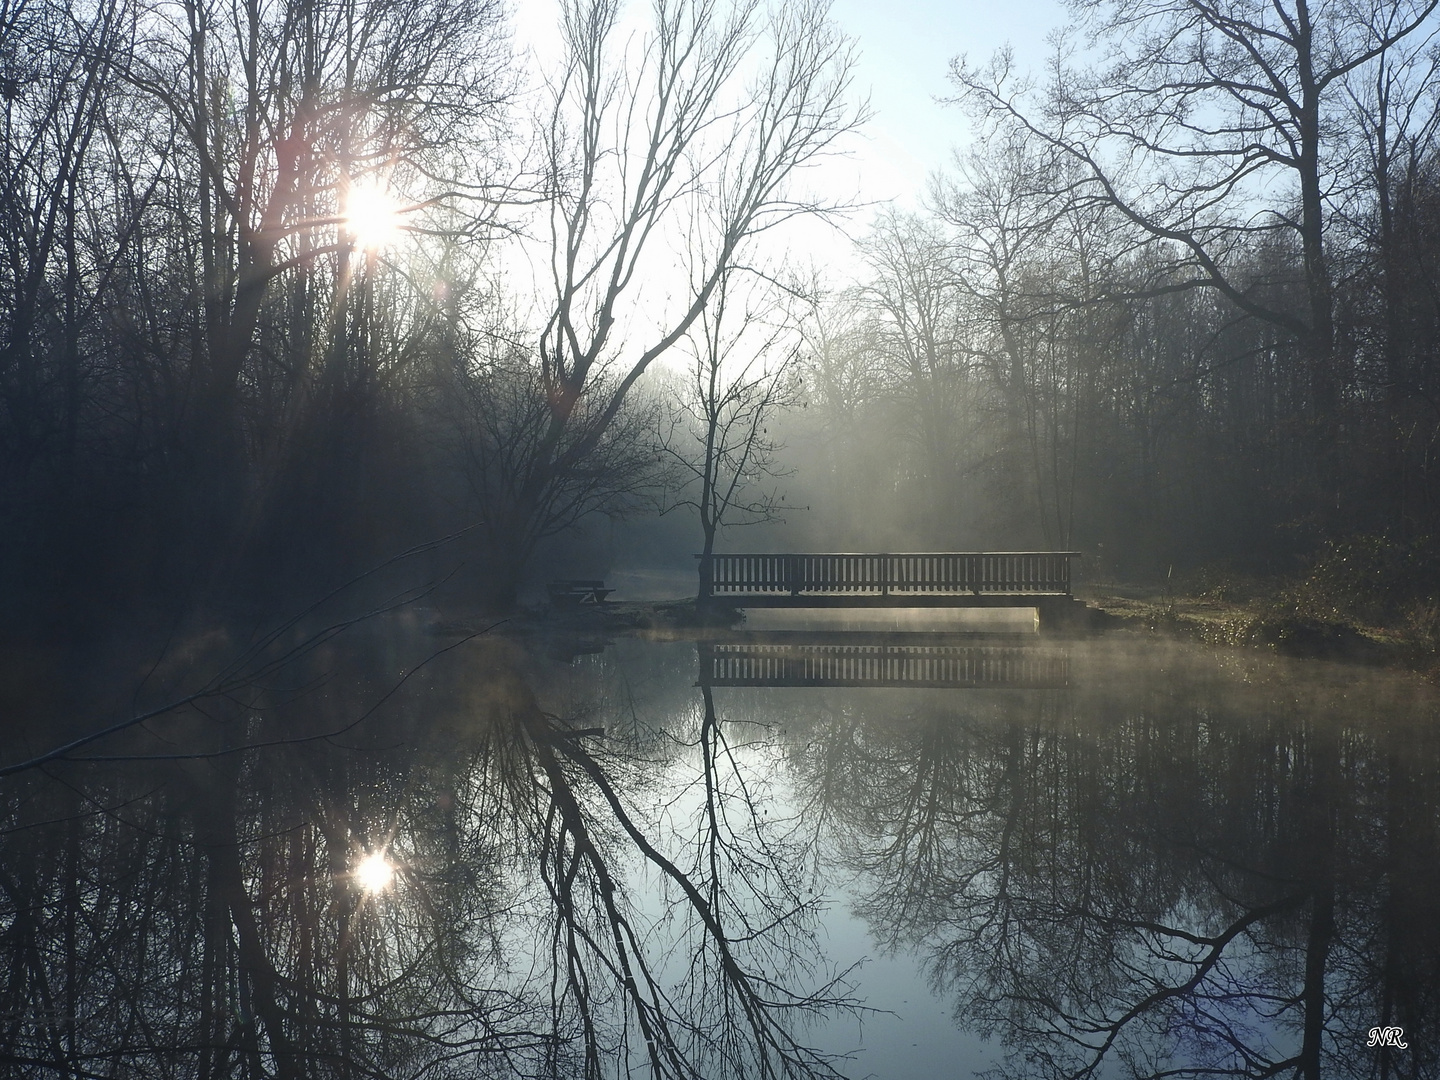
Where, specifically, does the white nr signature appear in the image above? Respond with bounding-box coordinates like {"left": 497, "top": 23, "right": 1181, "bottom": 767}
{"left": 1368, "top": 1027, "right": 1408, "bottom": 1049}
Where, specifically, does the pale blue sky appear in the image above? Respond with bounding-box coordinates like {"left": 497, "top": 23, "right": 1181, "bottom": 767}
{"left": 823, "top": 0, "right": 1067, "bottom": 206}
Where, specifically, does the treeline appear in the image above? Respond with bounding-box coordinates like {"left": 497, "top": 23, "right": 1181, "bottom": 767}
{"left": 6, "top": 0, "right": 1440, "bottom": 634}
{"left": 2, "top": 0, "right": 511, "bottom": 630}
{"left": 776, "top": 0, "right": 1440, "bottom": 583}
{"left": 0, "top": 0, "right": 860, "bottom": 634}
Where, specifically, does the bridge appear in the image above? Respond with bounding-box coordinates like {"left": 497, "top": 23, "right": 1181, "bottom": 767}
{"left": 696, "top": 551, "right": 1087, "bottom": 625}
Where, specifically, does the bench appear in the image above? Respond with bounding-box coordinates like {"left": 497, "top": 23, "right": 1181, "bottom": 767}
{"left": 547, "top": 579, "right": 613, "bottom": 606}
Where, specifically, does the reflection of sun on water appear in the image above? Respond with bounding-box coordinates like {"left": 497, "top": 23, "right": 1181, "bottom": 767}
{"left": 354, "top": 851, "right": 395, "bottom": 893}
{"left": 344, "top": 184, "right": 402, "bottom": 251}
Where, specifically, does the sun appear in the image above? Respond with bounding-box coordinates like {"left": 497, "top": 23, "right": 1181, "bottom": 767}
{"left": 354, "top": 851, "right": 395, "bottom": 893}
{"left": 343, "top": 183, "right": 403, "bottom": 251}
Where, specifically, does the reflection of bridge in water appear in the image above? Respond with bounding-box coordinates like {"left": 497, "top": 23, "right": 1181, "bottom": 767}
{"left": 698, "top": 639, "right": 1071, "bottom": 689}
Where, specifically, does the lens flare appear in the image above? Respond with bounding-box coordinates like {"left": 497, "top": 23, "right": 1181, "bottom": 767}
{"left": 343, "top": 184, "right": 402, "bottom": 251}
{"left": 354, "top": 851, "right": 395, "bottom": 893}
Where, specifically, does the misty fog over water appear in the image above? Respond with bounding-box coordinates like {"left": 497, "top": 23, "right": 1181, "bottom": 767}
{"left": 4, "top": 624, "right": 1437, "bottom": 1078}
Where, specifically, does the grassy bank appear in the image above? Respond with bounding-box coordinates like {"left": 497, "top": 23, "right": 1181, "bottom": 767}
{"left": 1082, "top": 535, "right": 1440, "bottom": 677}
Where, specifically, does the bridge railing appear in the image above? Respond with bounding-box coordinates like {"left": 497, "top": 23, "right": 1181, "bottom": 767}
{"left": 697, "top": 552, "right": 1079, "bottom": 598}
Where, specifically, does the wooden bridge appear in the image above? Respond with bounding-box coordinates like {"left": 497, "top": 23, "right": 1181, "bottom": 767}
{"left": 697, "top": 552, "right": 1081, "bottom": 607}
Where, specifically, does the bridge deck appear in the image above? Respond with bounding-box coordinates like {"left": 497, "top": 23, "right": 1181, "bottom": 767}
{"left": 697, "top": 552, "right": 1080, "bottom": 608}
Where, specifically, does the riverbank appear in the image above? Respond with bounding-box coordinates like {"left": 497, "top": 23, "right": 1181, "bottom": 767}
{"left": 1079, "top": 581, "right": 1439, "bottom": 679}
{"left": 430, "top": 549, "right": 1440, "bottom": 679}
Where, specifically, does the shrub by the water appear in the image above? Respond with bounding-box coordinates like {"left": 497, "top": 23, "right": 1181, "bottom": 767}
{"left": 1285, "top": 534, "right": 1440, "bottom": 639}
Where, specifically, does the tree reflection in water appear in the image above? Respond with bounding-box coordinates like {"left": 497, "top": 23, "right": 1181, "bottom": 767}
{"left": 7, "top": 631, "right": 1440, "bottom": 1080}
{"left": 785, "top": 642, "right": 1440, "bottom": 1080}
{"left": 0, "top": 624, "right": 855, "bottom": 1079}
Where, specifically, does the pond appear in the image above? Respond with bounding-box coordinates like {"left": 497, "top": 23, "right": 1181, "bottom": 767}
{"left": 2, "top": 617, "right": 1437, "bottom": 1079}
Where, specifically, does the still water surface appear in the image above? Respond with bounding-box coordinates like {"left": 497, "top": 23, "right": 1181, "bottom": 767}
{"left": 2, "top": 622, "right": 1437, "bottom": 1079}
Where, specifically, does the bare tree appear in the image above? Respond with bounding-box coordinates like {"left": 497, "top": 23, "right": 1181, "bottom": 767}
{"left": 658, "top": 270, "right": 802, "bottom": 600}
{"left": 951, "top": 0, "right": 1440, "bottom": 499}
{"left": 857, "top": 211, "right": 973, "bottom": 540}
{"left": 476, "top": 0, "right": 864, "bottom": 600}
{"left": 1338, "top": 20, "right": 1440, "bottom": 404}
{"left": 106, "top": 0, "right": 513, "bottom": 597}
{"left": 0, "top": 0, "right": 123, "bottom": 473}
{"left": 119, "top": 0, "right": 507, "bottom": 425}
{"left": 436, "top": 328, "right": 668, "bottom": 591}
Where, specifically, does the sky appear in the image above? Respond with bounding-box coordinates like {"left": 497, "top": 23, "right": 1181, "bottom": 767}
{"left": 755, "top": 0, "right": 1070, "bottom": 275}
{"left": 821, "top": 0, "right": 1066, "bottom": 209}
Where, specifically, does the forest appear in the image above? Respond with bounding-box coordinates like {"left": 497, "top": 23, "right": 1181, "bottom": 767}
{"left": 4, "top": 0, "right": 1440, "bottom": 633}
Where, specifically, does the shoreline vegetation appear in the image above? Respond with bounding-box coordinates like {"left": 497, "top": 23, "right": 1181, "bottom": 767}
{"left": 1085, "top": 534, "right": 1440, "bottom": 678}
{"left": 1081, "top": 586, "right": 1430, "bottom": 674}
